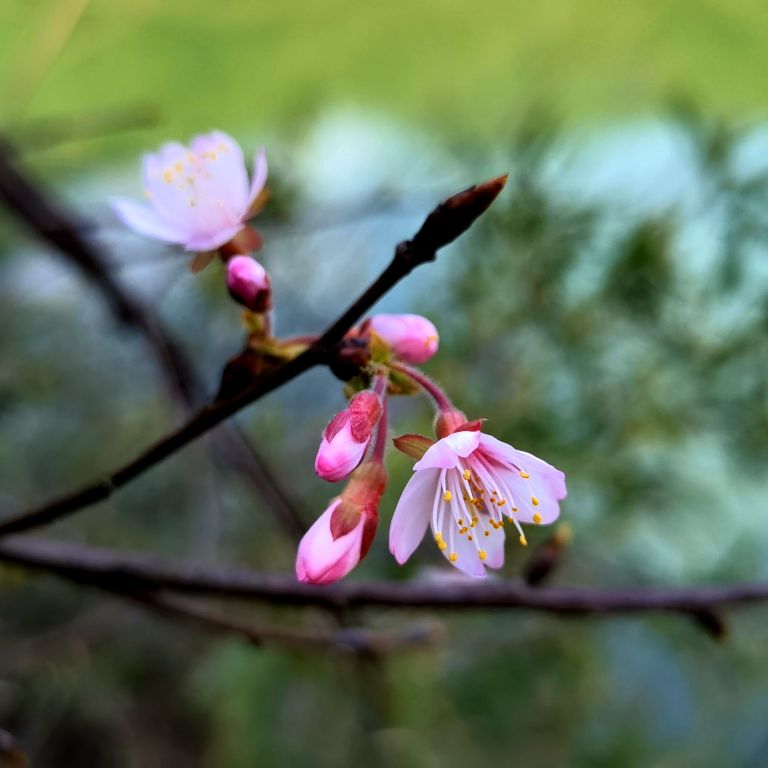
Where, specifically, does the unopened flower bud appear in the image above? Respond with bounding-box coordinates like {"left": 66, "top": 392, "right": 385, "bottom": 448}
{"left": 226, "top": 255, "right": 272, "bottom": 312}
{"left": 369, "top": 314, "right": 439, "bottom": 364}
{"left": 315, "top": 390, "right": 382, "bottom": 482}
{"left": 297, "top": 462, "right": 386, "bottom": 584}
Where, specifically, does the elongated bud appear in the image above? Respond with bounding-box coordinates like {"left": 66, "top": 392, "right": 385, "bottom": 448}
{"left": 297, "top": 462, "right": 387, "bottom": 585}
{"left": 368, "top": 314, "right": 439, "bottom": 364}
{"left": 315, "top": 390, "right": 382, "bottom": 482}
{"left": 226, "top": 255, "right": 272, "bottom": 312}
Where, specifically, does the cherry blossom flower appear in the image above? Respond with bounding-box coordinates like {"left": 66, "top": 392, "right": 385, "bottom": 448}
{"left": 389, "top": 425, "right": 566, "bottom": 577}
{"left": 112, "top": 131, "right": 267, "bottom": 252}
{"left": 315, "top": 390, "right": 383, "bottom": 482}
{"left": 226, "top": 255, "right": 271, "bottom": 312}
{"left": 368, "top": 313, "right": 439, "bottom": 364}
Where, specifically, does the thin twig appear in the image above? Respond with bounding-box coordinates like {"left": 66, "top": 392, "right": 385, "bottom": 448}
{"left": 114, "top": 589, "right": 442, "bottom": 654}
{"left": 1, "top": 536, "right": 768, "bottom": 620}
{"left": 0, "top": 175, "right": 508, "bottom": 537}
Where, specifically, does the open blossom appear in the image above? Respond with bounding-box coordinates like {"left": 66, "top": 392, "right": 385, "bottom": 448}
{"left": 112, "top": 131, "right": 267, "bottom": 252}
{"left": 389, "top": 426, "right": 566, "bottom": 577}
{"left": 226, "top": 255, "right": 271, "bottom": 312}
{"left": 297, "top": 463, "right": 385, "bottom": 584}
{"left": 369, "top": 314, "right": 439, "bottom": 364}
{"left": 315, "top": 390, "right": 382, "bottom": 482}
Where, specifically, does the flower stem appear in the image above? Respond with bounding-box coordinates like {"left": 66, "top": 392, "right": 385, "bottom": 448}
{"left": 390, "top": 362, "right": 454, "bottom": 412}
{"left": 371, "top": 373, "right": 389, "bottom": 463}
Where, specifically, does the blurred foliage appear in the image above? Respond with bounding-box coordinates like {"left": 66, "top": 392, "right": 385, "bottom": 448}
{"left": 3, "top": 0, "right": 768, "bottom": 168}
{"left": 3, "top": 2, "right": 768, "bottom": 765}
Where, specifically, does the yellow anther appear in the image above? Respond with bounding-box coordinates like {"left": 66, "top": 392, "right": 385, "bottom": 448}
{"left": 531, "top": 496, "right": 540, "bottom": 507}
{"left": 512, "top": 506, "right": 519, "bottom": 513}
{"left": 484, "top": 530, "right": 490, "bottom": 537}
{"left": 434, "top": 532, "right": 443, "bottom": 542}
{"left": 478, "top": 550, "right": 487, "bottom": 561}
{"left": 463, "top": 469, "right": 471, "bottom": 481}
{"left": 449, "top": 552, "right": 458, "bottom": 562}
{"left": 443, "top": 490, "right": 452, "bottom": 502}
{"left": 457, "top": 518, "right": 464, "bottom": 526}
{"left": 467, "top": 535, "right": 473, "bottom": 542}
{"left": 519, "top": 534, "right": 528, "bottom": 547}
{"left": 459, "top": 527, "right": 468, "bottom": 535}
{"left": 174, "top": 161, "right": 183, "bottom": 172}
{"left": 470, "top": 520, "right": 477, "bottom": 528}
{"left": 533, "top": 513, "right": 543, "bottom": 524}
{"left": 162, "top": 169, "right": 173, "bottom": 183}
{"left": 438, "top": 540, "right": 447, "bottom": 551}
{"left": 497, "top": 499, "right": 506, "bottom": 507}
{"left": 520, "top": 470, "right": 530, "bottom": 479}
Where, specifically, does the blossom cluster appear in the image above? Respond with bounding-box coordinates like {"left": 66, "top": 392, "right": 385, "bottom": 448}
{"left": 114, "top": 131, "right": 567, "bottom": 586}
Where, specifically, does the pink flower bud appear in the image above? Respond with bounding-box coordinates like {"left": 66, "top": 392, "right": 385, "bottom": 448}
{"left": 368, "top": 313, "right": 439, "bottom": 364}
{"left": 296, "top": 499, "right": 366, "bottom": 584}
{"left": 226, "top": 255, "right": 272, "bottom": 312}
{"left": 315, "top": 390, "right": 382, "bottom": 482}
{"left": 297, "top": 462, "right": 386, "bottom": 584}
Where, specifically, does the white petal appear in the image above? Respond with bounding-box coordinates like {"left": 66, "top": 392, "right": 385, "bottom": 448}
{"left": 184, "top": 224, "right": 244, "bottom": 252}
{"left": 246, "top": 147, "right": 268, "bottom": 209}
{"left": 414, "top": 430, "right": 480, "bottom": 470}
{"left": 389, "top": 468, "right": 440, "bottom": 564}
{"left": 111, "top": 198, "right": 185, "bottom": 243}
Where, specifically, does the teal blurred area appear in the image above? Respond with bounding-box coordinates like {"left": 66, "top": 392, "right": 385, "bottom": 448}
{"left": 1, "top": 2, "right": 768, "bottom": 766}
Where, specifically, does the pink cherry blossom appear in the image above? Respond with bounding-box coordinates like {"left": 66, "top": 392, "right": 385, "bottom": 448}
{"left": 112, "top": 131, "right": 267, "bottom": 252}
{"left": 389, "top": 427, "right": 566, "bottom": 577}
{"left": 368, "top": 314, "right": 439, "bottom": 364}
{"left": 226, "top": 255, "right": 271, "bottom": 311}
{"left": 296, "top": 499, "right": 366, "bottom": 584}
{"left": 315, "top": 391, "right": 382, "bottom": 482}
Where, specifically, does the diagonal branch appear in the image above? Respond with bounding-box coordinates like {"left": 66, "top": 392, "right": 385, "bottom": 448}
{"left": 0, "top": 139, "right": 306, "bottom": 539}
{"left": 1, "top": 536, "right": 767, "bottom": 620}
{"left": 0, "top": 174, "right": 508, "bottom": 537}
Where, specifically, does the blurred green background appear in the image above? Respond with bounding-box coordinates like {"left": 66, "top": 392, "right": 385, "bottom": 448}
{"left": 2, "top": 1, "right": 768, "bottom": 766}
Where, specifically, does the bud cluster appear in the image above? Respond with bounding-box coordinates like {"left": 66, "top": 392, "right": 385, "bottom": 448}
{"left": 114, "top": 131, "right": 566, "bottom": 585}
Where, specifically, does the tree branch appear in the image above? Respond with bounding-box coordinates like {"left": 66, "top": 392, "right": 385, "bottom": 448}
{"left": 110, "top": 589, "right": 442, "bottom": 654}
{"left": 1, "top": 536, "right": 767, "bottom": 620}
{"left": 0, "top": 174, "right": 508, "bottom": 537}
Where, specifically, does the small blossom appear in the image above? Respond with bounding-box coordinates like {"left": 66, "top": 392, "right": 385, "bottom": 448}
{"left": 389, "top": 424, "right": 566, "bottom": 577}
{"left": 226, "top": 255, "right": 272, "bottom": 312}
{"left": 368, "top": 314, "right": 439, "bottom": 364}
{"left": 315, "top": 391, "right": 382, "bottom": 482}
{"left": 112, "top": 131, "right": 267, "bottom": 252}
{"left": 297, "top": 462, "right": 385, "bottom": 584}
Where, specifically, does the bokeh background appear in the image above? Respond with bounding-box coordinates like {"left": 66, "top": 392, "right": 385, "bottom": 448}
{"left": 2, "top": 1, "right": 768, "bottom": 766}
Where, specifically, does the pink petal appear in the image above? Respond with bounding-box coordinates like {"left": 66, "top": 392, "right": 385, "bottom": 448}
{"left": 296, "top": 500, "right": 365, "bottom": 584}
{"left": 184, "top": 224, "right": 245, "bottom": 252}
{"left": 246, "top": 147, "right": 268, "bottom": 209}
{"left": 315, "top": 421, "right": 369, "bottom": 482}
{"left": 414, "top": 430, "right": 481, "bottom": 471}
{"left": 389, "top": 468, "right": 440, "bottom": 564}
{"left": 111, "top": 197, "right": 186, "bottom": 244}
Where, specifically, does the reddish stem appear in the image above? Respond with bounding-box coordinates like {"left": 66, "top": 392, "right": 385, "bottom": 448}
{"left": 390, "top": 362, "right": 453, "bottom": 412}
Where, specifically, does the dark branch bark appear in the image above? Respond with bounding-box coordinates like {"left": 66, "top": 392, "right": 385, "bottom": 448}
{"left": 0, "top": 138, "right": 306, "bottom": 539}
{"left": 2, "top": 536, "right": 768, "bottom": 619}
{"left": 111, "top": 589, "right": 441, "bottom": 653}
{"left": 0, "top": 175, "right": 507, "bottom": 537}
